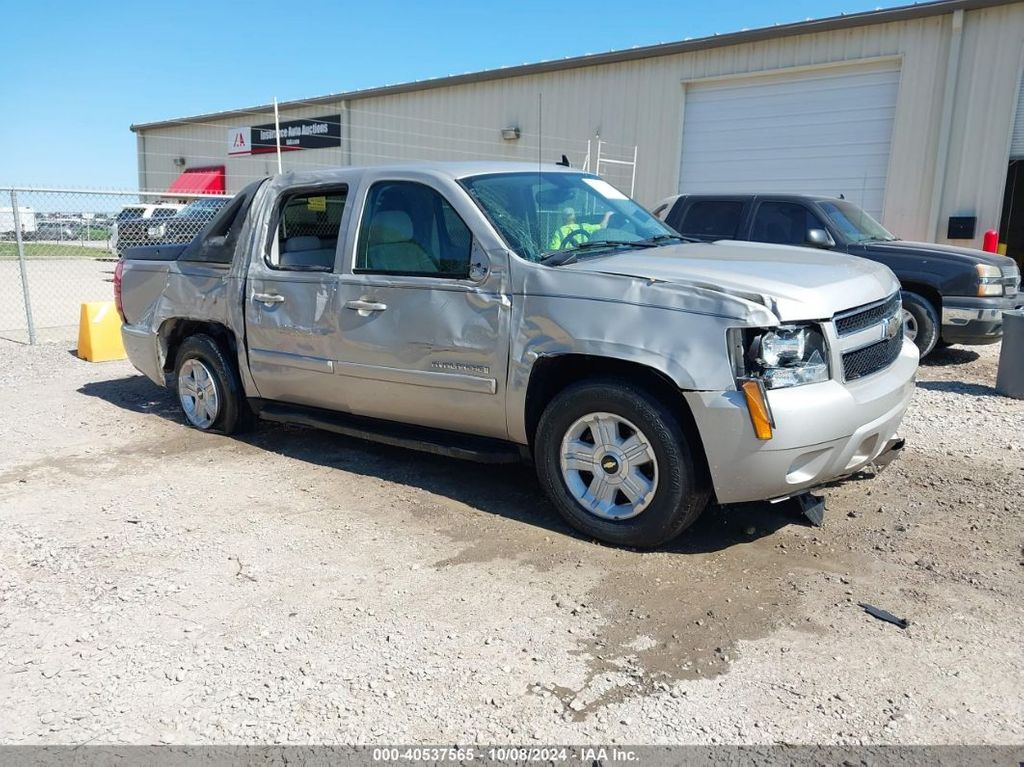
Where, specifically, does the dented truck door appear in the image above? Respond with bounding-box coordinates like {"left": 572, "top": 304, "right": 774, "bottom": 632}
{"left": 244, "top": 184, "right": 352, "bottom": 411}
{"left": 331, "top": 174, "right": 512, "bottom": 439}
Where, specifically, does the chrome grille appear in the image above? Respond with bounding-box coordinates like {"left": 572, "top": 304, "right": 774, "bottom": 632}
{"left": 834, "top": 293, "right": 901, "bottom": 336}
{"left": 842, "top": 331, "right": 904, "bottom": 381}
{"left": 833, "top": 292, "right": 904, "bottom": 382}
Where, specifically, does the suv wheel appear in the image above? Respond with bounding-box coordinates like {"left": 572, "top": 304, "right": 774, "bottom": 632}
{"left": 535, "top": 379, "right": 709, "bottom": 548}
{"left": 174, "top": 334, "right": 251, "bottom": 435}
{"left": 900, "top": 291, "right": 939, "bottom": 358}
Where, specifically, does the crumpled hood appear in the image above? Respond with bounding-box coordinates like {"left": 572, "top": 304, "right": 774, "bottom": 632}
{"left": 564, "top": 240, "right": 899, "bottom": 321}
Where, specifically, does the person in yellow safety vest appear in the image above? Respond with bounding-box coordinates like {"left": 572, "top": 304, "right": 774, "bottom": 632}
{"left": 549, "top": 207, "right": 613, "bottom": 250}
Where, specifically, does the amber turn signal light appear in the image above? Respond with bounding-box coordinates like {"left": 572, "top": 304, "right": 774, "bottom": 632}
{"left": 741, "top": 379, "right": 774, "bottom": 440}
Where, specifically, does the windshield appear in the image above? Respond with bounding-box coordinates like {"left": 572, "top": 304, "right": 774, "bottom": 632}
{"left": 819, "top": 200, "right": 896, "bottom": 243}
{"left": 461, "top": 172, "right": 676, "bottom": 262}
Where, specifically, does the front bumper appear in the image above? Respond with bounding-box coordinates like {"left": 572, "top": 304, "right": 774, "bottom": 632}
{"left": 684, "top": 337, "right": 918, "bottom": 505}
{"left": 941, "top": 294, "right": 1024, "bottom": 345}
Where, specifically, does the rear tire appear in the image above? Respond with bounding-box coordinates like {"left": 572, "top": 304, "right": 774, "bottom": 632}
{"left": 901, "top": 291, "right": 939, "bottom": 358}
{"left": 173, "top": 334, "right": 251, "bottom": 435}
{"left": 535, "top": 378, "right": 709, "bottom": 548}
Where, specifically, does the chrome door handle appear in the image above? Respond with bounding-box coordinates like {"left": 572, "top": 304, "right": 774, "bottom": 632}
{"left": 253, "top": 292, "right": 285, "bottom": 305}
{"left": 345, "top": 299, "right": 388, "bottom": 312}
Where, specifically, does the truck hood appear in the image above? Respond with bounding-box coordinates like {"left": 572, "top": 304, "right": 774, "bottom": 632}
{"left": 850, "top": 239, "right": 1018, "bottom": 272}
{"left": 564, "top": 239, "right": 899, "bottom": 320}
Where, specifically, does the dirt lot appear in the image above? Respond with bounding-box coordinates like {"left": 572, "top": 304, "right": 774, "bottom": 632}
{"left": 1, "top": 339, "right": 1021, "bottom": 745}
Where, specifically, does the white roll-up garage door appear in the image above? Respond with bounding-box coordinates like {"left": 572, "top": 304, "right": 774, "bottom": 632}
{"left": 678, "top": 62, "right": 901, "bottom": 219}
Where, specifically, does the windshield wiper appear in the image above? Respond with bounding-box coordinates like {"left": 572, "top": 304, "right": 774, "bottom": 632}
{"left": 636, "top": 233, "right": 701, "bottom": 245}
{"left": 539, "top": 239, "right": 656, "bottom": 266}
{"left": 539, "top": 250, "right": 579, "bottom": 266}
{"left": 573, "top": 239, "right": 658, "bottom": 251}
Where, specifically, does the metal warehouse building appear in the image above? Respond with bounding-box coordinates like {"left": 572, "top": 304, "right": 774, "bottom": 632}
{"left": 132, "top": 0, "right": 1024, "bottom": 257}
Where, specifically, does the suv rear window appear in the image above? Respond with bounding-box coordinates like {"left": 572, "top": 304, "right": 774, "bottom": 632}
{"left": 116, "top": 207, "right": 146, "bottom": 222}
{"left": 674, "top": 200, "right": 745, "bottom": 239}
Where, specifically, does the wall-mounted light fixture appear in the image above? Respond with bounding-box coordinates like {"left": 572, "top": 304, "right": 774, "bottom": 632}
{"left": 172, "top": 157, "right": 186, "bottom": 167}
{"left": 500, "top": 127, "right": 521, "bottom": 141}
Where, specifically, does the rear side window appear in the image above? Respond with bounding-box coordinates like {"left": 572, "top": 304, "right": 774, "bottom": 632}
{"left": 675, "top": 200, "right": 745, "bottom": 238}
{"left": 266, "top": 187, "right": 347, "bottom": 271}
{"left": 751, "top": 202, "right": 825, "bottom": 246}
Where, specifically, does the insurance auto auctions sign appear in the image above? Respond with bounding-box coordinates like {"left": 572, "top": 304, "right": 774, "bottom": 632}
{"left": 227, "top": 114, "right": 341, "bottom": 156}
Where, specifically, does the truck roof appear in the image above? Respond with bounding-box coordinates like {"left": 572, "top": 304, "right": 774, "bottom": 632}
{"left": 675, "top": 192, "right": 845, "bottom": 204}
{"left": 268, "top": 161, "right": 585, "bottom": 186}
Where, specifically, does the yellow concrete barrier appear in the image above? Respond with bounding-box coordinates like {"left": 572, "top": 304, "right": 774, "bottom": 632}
{"left": 77, "top": 301, "right": 126, "bottom": 362}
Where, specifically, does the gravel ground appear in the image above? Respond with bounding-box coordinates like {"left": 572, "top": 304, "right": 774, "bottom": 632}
{"left": 0, "top": 339, "right": 1021, "bottom": 745}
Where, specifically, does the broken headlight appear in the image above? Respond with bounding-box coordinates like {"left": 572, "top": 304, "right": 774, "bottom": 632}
{"left": 729, "top": 324, "right": 830, "bottom": 389}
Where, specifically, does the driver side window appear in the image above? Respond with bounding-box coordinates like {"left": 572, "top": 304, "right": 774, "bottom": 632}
{"left": 355, "top": 181, "right": 472, "bottom": 278}
{"left": 751, "top": 202, "right": 824, "bottom": 246}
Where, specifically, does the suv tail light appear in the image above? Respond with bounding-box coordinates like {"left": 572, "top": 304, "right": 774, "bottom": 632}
{"left": 113, "top": 258, "right": 126, "bottom": 322}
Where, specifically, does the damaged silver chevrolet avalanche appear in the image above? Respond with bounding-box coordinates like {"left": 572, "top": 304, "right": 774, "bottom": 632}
{"left": 116, "top": 163, "right": 917, "bottom": 548}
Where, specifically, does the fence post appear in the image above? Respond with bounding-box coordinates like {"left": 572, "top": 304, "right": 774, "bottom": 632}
{"left": 10, "top": 190, "right": 37, "bottom": 345}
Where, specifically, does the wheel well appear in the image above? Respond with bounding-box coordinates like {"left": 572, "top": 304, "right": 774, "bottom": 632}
{"left": 900, "top": 283, "right": 941, "bottom": 316}
{"left": 524, "top": 354, "right": 711, "bottom": 477}
{"left": 159, "top": 319, "right": 237, "bottom": 373}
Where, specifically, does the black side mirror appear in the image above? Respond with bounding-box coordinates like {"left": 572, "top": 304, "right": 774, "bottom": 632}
{"left": 806, "top": 228, "right": 835, "bottom": 249}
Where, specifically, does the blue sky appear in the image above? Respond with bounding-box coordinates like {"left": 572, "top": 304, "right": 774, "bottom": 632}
{"left": 2, "top": 0, "right": 908, "bottom": 189}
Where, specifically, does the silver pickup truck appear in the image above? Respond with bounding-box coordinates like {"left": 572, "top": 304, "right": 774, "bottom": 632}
{"left": 116, "top": 163, "right": 917, "bottom": 548}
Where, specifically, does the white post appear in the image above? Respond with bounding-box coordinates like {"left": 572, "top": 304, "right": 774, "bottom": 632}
{"left": 595, "top": 139, "right": 603, "bottom": 177}
{"left": 630, "top": 144, "right": 638, "bottom": 198}
{"left": 10, "top": 190, "right": 36, "bottom": 345}
{"left": 273, "top": 97, "right": 283, "bottom": 175}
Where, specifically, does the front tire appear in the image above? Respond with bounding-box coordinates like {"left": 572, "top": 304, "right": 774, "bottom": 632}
{"left": 901, "top": 291, "right": 940, "bottom": 358}
{"left": 535, "top": 379, "right": 709, "bottom": 548}
{"left": 174, "top": 334, "right": 251, "bottom": 435}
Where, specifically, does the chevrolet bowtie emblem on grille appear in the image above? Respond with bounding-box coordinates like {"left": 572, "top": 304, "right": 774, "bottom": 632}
{"left": 882, "top": 313, "right": 901, "bottom": 340}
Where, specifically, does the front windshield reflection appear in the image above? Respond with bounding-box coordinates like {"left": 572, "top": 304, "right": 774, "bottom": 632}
{"left": 462, "top": 172, "right": 676, "bottom": 262}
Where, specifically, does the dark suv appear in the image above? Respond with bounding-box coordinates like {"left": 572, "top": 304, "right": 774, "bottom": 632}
{"left": 655, "top": 194, "right": 1022, "bottom": 358}
{"left": 114, "top": 197, "right": 230, "bottom": 258}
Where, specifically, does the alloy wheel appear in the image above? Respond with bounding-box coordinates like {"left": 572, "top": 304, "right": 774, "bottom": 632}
{"left": 178, "top": 358, "right": 220, "bottom": 429}
{"left": 558, "top": 412, "right": 659, "bottom": 521}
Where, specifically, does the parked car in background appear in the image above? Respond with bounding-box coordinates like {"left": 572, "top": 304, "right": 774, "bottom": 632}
{"left": 116, "top": 164, "right": 915, "bottom": 548}
{"left": 111, "top": 203, "right": 182, "bottom": 255}
{"left": 654, "top": 194, "right": 1023, "bottom": 357}
{"left": 33, "top": 221, "right": 80, "bottom": 240}
{"left": 114, "top": 198, "right": 228, "bottom": 257}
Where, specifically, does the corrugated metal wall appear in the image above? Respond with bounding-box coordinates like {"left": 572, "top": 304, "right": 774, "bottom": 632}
{"left": 137, "top": 3, "right": 1024, "bottom": 247}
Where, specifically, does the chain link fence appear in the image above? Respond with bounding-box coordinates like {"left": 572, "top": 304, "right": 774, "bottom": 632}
{"left": 1, "top": 131, "right": 639, "bottom": 345}
{"left": 1, "top": 188, "right": 232, "bottom": 344}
